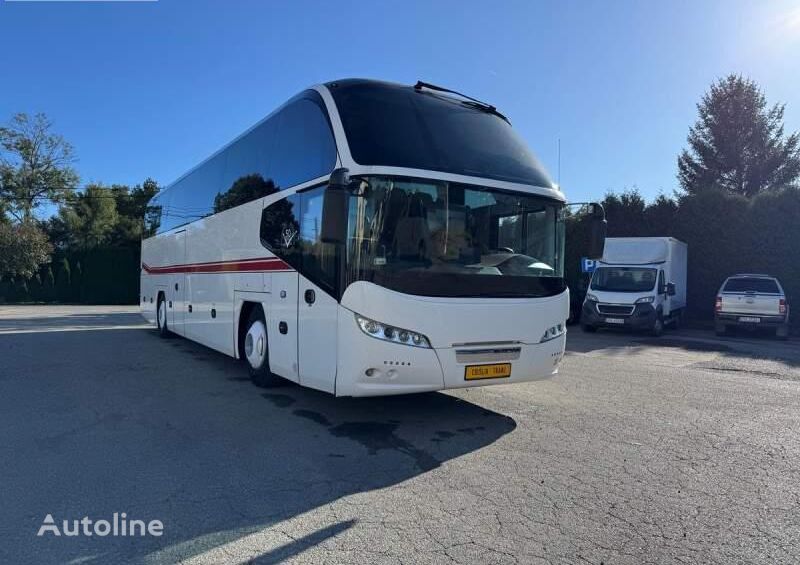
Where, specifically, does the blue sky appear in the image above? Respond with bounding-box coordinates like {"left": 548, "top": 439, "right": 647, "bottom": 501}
{"left": 1, "top": 0, "right": 799, "bottom": 205}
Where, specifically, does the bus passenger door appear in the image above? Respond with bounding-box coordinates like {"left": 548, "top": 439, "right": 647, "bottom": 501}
{"left": 295, "top": 187, "right": 338, "bottom": 394}
{"left": 170, "top": 228, "right": 187, "bottom": 335}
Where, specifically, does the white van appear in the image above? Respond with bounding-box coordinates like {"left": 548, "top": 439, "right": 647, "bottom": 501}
{"left": 581, "top": 237, "right": 687, "bottom": 336}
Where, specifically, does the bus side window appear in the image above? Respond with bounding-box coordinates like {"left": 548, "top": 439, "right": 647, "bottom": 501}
{"left": 297, "top": 187, "right": 339, "bottom": 295}
{"left": 260, "top": 194, "right": 301, "bottom": 268}
{"left": 272, "top": 98, "right": 337, "bottom": 190}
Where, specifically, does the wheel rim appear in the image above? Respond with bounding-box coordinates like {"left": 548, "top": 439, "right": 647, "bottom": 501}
{"left": 244, "top": 320, "right": 267, "bottom": 369}
{"left": 158, "top": 300, "right": 166, "bottom": 329}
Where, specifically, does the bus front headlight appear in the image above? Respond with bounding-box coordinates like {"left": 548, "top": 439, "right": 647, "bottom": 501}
{"left": 540, "top": 323, "right": 565, "bottom": 343}
{"left": 355, "top": 314, "right": 431, "bottom": 348}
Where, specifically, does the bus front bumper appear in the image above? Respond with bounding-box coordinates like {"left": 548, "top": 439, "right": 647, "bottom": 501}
{"left": 335, "top": 313, "right": 566, "bottom": 397}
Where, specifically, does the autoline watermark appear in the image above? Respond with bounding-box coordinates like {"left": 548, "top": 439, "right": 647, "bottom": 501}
{"left": 37, "top": 513, "right": 163, "bottom": 537}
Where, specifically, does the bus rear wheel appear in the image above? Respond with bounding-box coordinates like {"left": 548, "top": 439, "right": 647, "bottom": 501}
{"left": 243, "top": 307, "right": 282, "bottom": 388}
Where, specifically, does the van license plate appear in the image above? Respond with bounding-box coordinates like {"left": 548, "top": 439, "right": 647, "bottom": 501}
{"left": 739, "top": 316, "right": 761, "bottom": 323}
{"left": 465, "top": 363, "right": 511, "bottom": 380}
{"left": 605, "top": 318, "right": 625, "bottom": 324}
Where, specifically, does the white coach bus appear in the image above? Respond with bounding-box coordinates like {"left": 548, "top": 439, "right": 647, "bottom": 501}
{"left": 140, "top": 79, "right": 605, "bottom": 396}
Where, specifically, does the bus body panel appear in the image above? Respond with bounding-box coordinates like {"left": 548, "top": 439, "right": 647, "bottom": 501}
{"left": 183, "top": 199, "right": 267, "bottom": 355}
{"left": 297, "top": 277, "right": 338, "bottom": 394}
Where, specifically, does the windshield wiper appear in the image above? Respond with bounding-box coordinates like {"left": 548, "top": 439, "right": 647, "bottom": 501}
{"left": 414, "top": 81, "right": 510, "bottom": 123}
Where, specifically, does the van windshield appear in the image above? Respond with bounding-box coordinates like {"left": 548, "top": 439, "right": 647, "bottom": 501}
{"left": 591, "top": 267, "right": 657, "bottom": 293}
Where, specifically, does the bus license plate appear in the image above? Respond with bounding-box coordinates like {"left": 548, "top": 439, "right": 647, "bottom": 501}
{"left": 739, "top": 316, "right": 761, "bottom": 323}
{"left": 605, "top": 318, "right": 625, "bottom": 324}
{"left": 464, "top": 363, "right": 511, "bottom": 381}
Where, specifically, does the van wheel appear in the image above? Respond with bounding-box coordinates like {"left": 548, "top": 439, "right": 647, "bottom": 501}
{"left": 651, "top": 315, "right": 664, "bottom": 337}
{"left": 157, "top": 295, "right": 170, "bottom": 338}
{"left": 243, "top": 307, "right": 282, "bottom": 388}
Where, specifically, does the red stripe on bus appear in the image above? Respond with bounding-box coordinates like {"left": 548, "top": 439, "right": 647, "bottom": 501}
{"left": 142, "top": 258, "right": 292, "bottom": 274}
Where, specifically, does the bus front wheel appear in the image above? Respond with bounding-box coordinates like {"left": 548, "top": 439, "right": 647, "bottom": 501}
{"left": 243, "top": 308, "right": 282, "bottom": 388}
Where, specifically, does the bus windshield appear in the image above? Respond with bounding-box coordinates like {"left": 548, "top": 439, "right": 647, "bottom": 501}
{"left": 343, "top": 176, "right": 566, "bottom": 298}
{"left": 591, "top": 267, "right": 658, "bottom": 293}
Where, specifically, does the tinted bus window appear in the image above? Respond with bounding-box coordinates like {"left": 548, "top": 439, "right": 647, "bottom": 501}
{"left": 214, "top": 120, "right": 280, "bottom": 214}
{"left": 149, "top": 91, "right": 336, "bottom": 235}
{"left": 329, "top": 81, "right": 554, "bottom": 187}
{"left": 272, "top": 99, "right": 337, "bottom": 189}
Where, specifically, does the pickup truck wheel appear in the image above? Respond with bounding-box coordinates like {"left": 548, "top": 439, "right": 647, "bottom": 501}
{"left": 715, "top": 323, "right": 727, "bottom": 337}
{"left": 776, "top": 325, "right": 789, "bottom": 341}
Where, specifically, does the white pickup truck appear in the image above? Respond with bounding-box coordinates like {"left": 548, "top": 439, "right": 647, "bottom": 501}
{"left": 715, "top": 274, "right": 790, "bottom": 339}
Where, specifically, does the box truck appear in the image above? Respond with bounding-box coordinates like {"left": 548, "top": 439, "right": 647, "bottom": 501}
{"left": 581, "top": 237, "right": 687, "bottom": 336}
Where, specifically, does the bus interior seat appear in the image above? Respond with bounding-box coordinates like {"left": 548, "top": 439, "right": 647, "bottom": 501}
{"left": 393, "top": 192, "right": 432, "bottom": 261}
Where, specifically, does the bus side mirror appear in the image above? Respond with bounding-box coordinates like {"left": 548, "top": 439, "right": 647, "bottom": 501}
{"left": 320, "top": 168, "right": 350, "bottom": 244}
{"left": 587, "top": 203, "right": 606, "bottom": 260}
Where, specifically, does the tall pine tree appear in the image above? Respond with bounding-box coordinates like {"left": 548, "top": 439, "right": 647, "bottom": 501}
{"left": 678, "top": 75, "right": 800, "bottom": 197}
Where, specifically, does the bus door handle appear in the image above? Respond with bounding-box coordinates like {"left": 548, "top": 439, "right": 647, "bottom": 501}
{"left": 304, "top": 289, "right": 316, "bottom": 305}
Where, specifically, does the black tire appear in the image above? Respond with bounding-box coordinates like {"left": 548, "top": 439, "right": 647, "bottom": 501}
{"left": 671, "top": 310, "right": 682, "bottom": 330}
{"left": 242, "top": 307, "right": 283, "bottom": 388}
{"left": 156, "top": 294, "right": 170, "bottom": 338}
{"left": 715, "top": 323, "right": 727, "bottom": 337}
{"left": 776, "top": 325, "right": 789, "bottom": 341}
{"left": 651, "top": 315, "right": 664, "bottom": 337}
{"left": 582, "top": 324, "right": 597, "bottom": 333}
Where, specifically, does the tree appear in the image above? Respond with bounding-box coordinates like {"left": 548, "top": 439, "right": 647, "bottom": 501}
{"left": 0, "top": 113, "right": 79, "bottom": 222}
{"left": 601, "top": 189, "right": 648, "bottom": 237}
{"left": 54, "top": 184, "right": 119, "bottom": 250}
{"left": 678, "top": 75, "right": 800, "bottom": 197}
{"left": 110, "top": 178, "right": 159, "bottom": 244}
{"left": 0, "top": 221, "right": 52, "bottom": 279}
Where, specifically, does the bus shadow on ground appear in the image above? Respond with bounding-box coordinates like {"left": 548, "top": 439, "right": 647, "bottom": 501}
{"left": 0, "top": 315, "right": 516, "bottom": 565}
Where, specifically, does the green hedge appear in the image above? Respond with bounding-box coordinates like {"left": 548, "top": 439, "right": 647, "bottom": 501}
{"left": 0, "top": 245, "right": 140, "bottom": 305}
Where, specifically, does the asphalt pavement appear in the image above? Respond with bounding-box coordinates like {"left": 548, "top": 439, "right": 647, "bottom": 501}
{"left": 1, "top": 305, "right": 799, "bottom": 564}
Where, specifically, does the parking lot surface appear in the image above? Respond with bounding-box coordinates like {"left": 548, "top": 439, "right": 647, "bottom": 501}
{"left": 1, "top": 305, "right": 799, "bottom": 565}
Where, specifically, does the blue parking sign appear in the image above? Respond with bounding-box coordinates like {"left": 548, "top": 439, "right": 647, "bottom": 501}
{"left": 581, "top": 258, "right": 597, "bottom": 273}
